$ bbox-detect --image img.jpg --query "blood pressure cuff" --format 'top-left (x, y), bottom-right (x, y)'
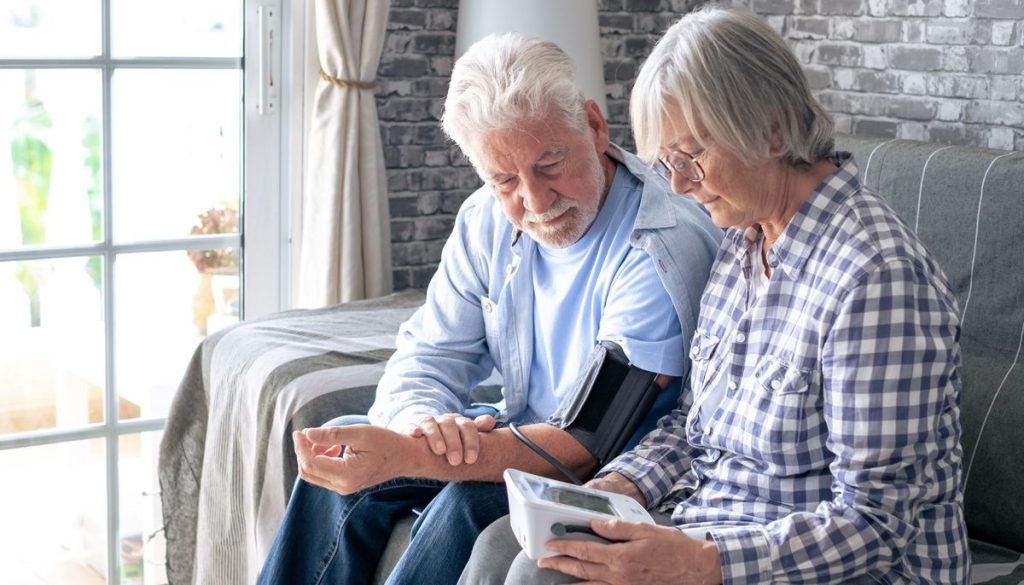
top-left (547, 341), bottom-right (662, 466)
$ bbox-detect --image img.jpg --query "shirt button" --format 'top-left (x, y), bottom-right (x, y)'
top-left (505, 264), bottom-right (514, 275)
top-left (771, 379), bottom-right (782, 390)
top-left (728, 380), bottom-right (738, 391)
top-left (735, 332), bottom-right (746, 343)
top-left (483, 301), bottom-right (493, 314)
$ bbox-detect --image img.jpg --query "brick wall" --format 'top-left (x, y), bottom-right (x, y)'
top-left (378, 0), bottom-right (1024, 290)
top-left (733, 0), bottom-right (1024, 150)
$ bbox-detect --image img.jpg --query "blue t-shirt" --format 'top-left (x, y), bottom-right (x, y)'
top-left (526, 164), bottom-right (685, 419)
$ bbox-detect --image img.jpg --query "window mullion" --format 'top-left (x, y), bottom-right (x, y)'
top-left (100, 0), bottom-right (121, 582)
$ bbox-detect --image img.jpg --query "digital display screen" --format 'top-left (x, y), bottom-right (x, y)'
top-left (523, 477), bottom-right (616, 516)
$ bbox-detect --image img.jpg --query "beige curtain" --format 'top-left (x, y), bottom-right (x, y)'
top-left (298, 0), bottom-right (392, 307)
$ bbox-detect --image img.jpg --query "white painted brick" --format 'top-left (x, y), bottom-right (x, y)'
top-left (864, 45), bottom-right (888, 69)
top-left (766, 15), bottom-right (788, 34)
top-left (834, 18), bottom-right (856, 39)
top-left (966, 100), bottom-right (1024, 126)
top-left (943, 0), bottom-right (970, 16)
top-left (899, 122), bottom-right (929, 141)
top-left (903, 21), bottom-right (926, 42)
top-left (926, 22), bottom-right (973, 44)
top-left (988, 127), bottom-right (1015, 150)
top-left (937, 100), bottom-right (963, 121)
top-left (868, 0), bottom-right (892, 16)
top-left (992, 21), bottom-right (1016, 45)
top-left (901, 73), bottom-right (928, 94)
top-left (832, 113), bottom-right (854, 134)
top-left (834, 68), bottom-right (857, 90)
top-left (944, 46), bottom-right (970, 72)
top-left (791, 40), bottom-right (818, 63)
top-left (992, 77), bottom-right (1018, 100)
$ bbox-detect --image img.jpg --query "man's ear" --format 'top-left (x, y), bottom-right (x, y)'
top-left (584, 99), bottom-right (611, 154)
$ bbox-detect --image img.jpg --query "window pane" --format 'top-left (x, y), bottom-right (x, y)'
top-left (119, 431), bottom-right (168, 585)
top-left (0, 69), bottom-right (104, 249)
top-left (0, 439), bottom-right (108, 582)
top-left (116, 249), bottom-right (238, 420)
top-left (112, 0), bottom-right (241, 58)
top-left (0, 256), bottom-right (105, 436)
top-left (112, 70), bottom-right (241, 242)
top-left (0, 1), bottom-right (101, 58)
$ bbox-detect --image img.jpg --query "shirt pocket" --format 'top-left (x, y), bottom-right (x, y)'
top-left (688, 331), bottom-right (720, 389)
top-left (728, 357), bottom-right (814, 457)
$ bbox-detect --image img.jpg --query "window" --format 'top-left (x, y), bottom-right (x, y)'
top-left (0, 1), bottom-right (288, 582)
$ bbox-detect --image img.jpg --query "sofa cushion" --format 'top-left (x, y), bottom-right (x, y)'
top-left (836, 135), bottom-right (1024, 554)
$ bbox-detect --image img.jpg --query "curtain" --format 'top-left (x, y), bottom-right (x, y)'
top-left (298, 0), bottom-right (392, 307)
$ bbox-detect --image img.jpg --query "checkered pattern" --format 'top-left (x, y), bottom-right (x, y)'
top-left (601, 153), bottom-right (969, 584)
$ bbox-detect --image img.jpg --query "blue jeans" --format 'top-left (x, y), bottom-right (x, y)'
top-left (257, 410), bottom-right (509, 585)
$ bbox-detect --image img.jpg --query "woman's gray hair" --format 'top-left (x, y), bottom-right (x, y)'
top-left (442, 33), bottom-right (588, 155)
top-left (631, 5), bottom-right (834, 166)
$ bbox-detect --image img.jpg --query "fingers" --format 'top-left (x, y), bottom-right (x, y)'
top-left (415, 414), bottom-right (493, 465)
top-left (416, 417), bottom-right (448, 456)
top-left (438, 418), bottom-right (466, 465)
top-left (589, 519), bottom-right (648, 542)
top-left (473, 414), bottom-right (496, 432)
top-left (537, 555), bottom-right (609, 583)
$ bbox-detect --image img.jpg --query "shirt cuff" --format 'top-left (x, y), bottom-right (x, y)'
top-left (598, 455), bottom-right (665, 510)
top-left (370, 406), bottom-right (441, 432)
top-left (708, 525), bottom-right (774, 585)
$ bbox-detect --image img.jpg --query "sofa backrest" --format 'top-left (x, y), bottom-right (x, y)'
top-left (836, 135), bottom-right (1024, 552)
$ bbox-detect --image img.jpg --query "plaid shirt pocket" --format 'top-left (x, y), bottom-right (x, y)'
top-left (724, 357), bottom-right (816, 458)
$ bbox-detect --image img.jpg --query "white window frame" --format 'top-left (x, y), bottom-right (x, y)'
top-left (0, 0), bottom-right (293, 581)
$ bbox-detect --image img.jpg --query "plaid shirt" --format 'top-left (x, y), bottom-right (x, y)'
top-left (601, 153), bottom-right (969, 584)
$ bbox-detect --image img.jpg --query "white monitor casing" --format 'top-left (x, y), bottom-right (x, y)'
top-left (504, 468), bottom-right (654, 560)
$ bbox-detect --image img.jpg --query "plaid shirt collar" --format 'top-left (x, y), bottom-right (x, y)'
top-left (728, 152), bottom-right (860, 281)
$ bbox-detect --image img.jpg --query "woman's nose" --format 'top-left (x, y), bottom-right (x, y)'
top-left (670, 169), bottom-right (698, 196)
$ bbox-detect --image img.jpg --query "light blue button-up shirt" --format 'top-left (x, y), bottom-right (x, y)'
top-left (368, 144), bottom-right (722, 432)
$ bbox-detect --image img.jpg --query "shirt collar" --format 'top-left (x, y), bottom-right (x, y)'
top-left (607, 143), bottom-right (677, 231)
top-left (738, 152), bottom-right (860, 279)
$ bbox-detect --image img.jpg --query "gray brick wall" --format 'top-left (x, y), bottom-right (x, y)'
top-left (723, 0), bottom-right (1024, 150)
top-left (378, 0), bottom-right (1023, 290)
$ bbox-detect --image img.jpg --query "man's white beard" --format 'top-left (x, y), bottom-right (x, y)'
top-left (522, 158), bottom-right (606, 249)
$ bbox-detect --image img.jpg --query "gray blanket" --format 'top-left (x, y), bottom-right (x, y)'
top-left (159, 290), bottom-right (428, 585)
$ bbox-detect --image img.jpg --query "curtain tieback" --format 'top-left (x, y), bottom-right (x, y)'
top-left (319, 68), bottom-right (375, 89)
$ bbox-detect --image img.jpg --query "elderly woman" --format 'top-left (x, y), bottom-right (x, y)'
top-left (459, 6), bottom-right (968, 585)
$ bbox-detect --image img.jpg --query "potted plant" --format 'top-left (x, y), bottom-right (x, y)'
top-left (187, 206), bottom-right (239, 334)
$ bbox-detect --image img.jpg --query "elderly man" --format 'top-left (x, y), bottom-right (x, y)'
top-left (256, 33), bottom-right (720, 585)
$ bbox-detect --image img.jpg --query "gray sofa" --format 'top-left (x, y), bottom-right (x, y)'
top-left (160, 134), bottom-right (1024, 584)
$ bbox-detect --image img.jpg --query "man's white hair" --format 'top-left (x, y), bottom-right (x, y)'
top-left (442, 33), bottom-right (588, 157)
top-left (631, 5), bottom-right (834, 167)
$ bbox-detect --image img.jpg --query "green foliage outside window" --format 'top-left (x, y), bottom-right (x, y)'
top-left (8, 84), bottom-right (103, 326)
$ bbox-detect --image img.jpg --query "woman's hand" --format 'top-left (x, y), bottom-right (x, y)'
top-left (539, 520), bottom-right (723, 585)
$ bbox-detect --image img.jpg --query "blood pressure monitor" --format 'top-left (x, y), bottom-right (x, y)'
top-left (504, 469), bottom-right (655, 559)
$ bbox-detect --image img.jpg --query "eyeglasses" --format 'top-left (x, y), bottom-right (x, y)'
top-left (656, 149), bottom-right (706, 183)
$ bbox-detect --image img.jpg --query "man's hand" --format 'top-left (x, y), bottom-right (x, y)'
top-left (538, 520), bottom-right (723, 585)
top-left (295, 424), bottom-right (411, 495)
top-left (405, 413), bottom-right (496, 465)
top-left (584, 472), bottom-right (646, 507)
